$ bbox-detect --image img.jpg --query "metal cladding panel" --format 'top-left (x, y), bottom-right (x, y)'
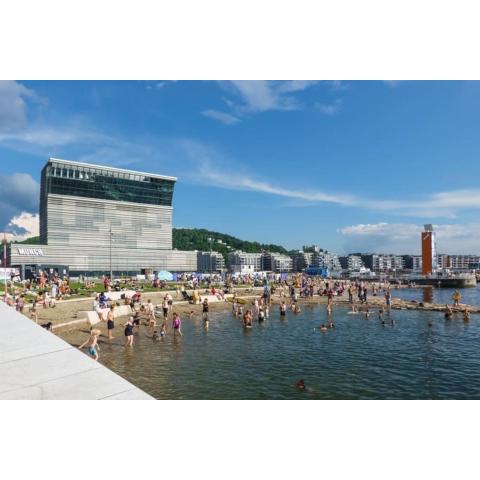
top-left (9, 245), bottom-right (198, 272)
top-left (45, 195), bottom-right (172, 249)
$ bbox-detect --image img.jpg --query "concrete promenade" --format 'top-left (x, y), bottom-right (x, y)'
top-left (0, 302), bottom-right (153, 400)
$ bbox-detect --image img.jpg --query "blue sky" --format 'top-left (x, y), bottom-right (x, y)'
top-left (1, 80), bottom-right (480, 254)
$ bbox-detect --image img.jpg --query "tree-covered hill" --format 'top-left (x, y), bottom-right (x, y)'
top-left (173, 228), bottom-right (289, 260)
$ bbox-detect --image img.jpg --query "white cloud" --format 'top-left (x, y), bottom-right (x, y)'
top-left (338, 222), bottom-right (480, 254)
top-left (218, 80), bottom-right (319, 115)
top-left (0, 81), bottom-right (43, 132)
top-left (201, 109), bottom-right (240, 125)
top-left (5, 212), bottom-right (39, 242)
top-left (315, 99), bottom-right (342, 115)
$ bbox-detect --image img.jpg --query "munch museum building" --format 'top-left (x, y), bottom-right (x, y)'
top-left (8, 158), bottom-right (197, 278)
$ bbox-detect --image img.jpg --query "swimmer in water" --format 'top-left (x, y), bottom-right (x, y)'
top-left (445, 304), bottom-right (453, 319)
top-left (320, 324), bottom-right (328, 332)
top-left (365, 308), bottom-right (370, 318)
top-left (350, 305), bottom-right (358, 314)
top-left (463, 308), bottom-right (470, 322)
top-left (295, 379), bottom-right (306, 391)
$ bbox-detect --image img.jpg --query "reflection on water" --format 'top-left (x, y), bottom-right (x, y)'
top-left (423, 287), bottom-right (434, 304)
top-left (60, 286), bottom-right (480, 400)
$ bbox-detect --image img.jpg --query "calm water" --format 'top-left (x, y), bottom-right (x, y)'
top-left (72, 286), bottom-right (480, 399)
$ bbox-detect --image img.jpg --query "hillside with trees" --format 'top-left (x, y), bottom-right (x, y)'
top-left (173, 228), bottom-right (289, 261)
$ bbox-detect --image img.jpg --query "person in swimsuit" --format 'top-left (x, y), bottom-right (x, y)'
top-left (172, 312), bottom-right (182, 336)
top-left (106, 305), bottom-right (115, 340)
top-left (30, 301), bottom-right (38, 323)
top-left (162, 297), bottom-right (169, 320)
top-left (132, 312), bottom-right (141, 330)
top-left (258, 307), bottom-right (265, 322)
top-left (124, 318), bottom-right (134, 347)
top-left (280, 301), bottom-right (287, 317)
top-left (202, 298), bottom-right (209, 321)
top-left (78, 329), bottom-right (101, 361)
top-left (463, 308), bottom-right (470, 322)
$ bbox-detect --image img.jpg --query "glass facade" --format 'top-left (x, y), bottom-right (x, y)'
top-left (42, 161), bottom-right (175, 206)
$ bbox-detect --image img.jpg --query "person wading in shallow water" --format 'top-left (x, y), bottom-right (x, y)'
top-left (172, 312), bottom-right (182, 336)
top-left (78, 329), bottom-right (101, 361)
top-left (106, 305), bottom-right (115, 340)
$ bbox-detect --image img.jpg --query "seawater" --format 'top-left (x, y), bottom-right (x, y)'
top-left (84, 286), bottom-right (480, 399)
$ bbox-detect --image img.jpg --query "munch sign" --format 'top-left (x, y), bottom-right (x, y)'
top-left (17, 247), bottom-right (45, 256)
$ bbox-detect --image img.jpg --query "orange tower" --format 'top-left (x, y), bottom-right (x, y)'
top-left (421, 224), bottom-right (436, 275)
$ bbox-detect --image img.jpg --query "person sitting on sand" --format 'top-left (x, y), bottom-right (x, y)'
top-left (78, 329), bottom-right (101, 361)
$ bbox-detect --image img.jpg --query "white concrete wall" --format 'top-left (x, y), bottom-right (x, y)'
top-left (0, 302), bottom-right (153, 400)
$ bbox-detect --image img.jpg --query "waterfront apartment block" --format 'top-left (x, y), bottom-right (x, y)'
top-left (311, 250), bottom-right (342, 271)
top-left (228, 251), bottom-right (263, 273)
top-left (261, 252), bottom-right (293, 272)
top-left (8, 158), bottom-right (197, 278)
top-left (338, 255), bottom-right (365, 271)
top-left (361, 254), bottom-right (404, 272)
top-left (197, 251), bottom-right (226, 272)
top-left (291, 251), bottom-right (313, 272)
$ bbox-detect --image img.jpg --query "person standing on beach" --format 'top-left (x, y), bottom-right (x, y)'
top-left (29, 301), bottom-right (38, 323)
top-left (78, 329), bottom-right (101, 361)
top-left (106, 305), bottom-right (115, 340)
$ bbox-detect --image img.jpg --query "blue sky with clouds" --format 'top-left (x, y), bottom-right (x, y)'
top-left (1, 80), bottom-right (480, 254)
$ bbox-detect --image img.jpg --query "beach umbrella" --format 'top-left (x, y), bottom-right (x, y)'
top-left (157, 271), bottom-right (174, 281)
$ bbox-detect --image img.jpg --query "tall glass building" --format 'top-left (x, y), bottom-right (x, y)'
top-left (9, 158), bottom-right (197, 278)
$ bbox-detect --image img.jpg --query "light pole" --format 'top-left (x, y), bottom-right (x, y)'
top-left (208, 237), bottom-right (213, 273)
top-left (109, 226), bottom-right (113, 281)
top-left (3, 232), bottom-right (7, 302)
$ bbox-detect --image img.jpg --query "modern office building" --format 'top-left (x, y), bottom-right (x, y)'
top-left (8, 158), bottom-right (197, 278)
top-left (197, 251), bottom-right (225, 272)
top-left (421, 224), bottom-right (437, 275)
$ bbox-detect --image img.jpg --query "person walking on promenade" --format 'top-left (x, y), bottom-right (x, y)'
top-left (78, 329), bottom-right (101, 361)
top-left (106, 305), bottom-right (115, 340)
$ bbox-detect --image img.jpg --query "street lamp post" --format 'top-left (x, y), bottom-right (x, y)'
top-left (208, 237), bottom-right (213, 273)
top-left (109, 226), bottom-right (113, 281)
top-left (3, 232), bottom-right (7, 302)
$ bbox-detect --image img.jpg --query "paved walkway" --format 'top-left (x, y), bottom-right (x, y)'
top-left (0, 302), bottom-right (153, 400)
